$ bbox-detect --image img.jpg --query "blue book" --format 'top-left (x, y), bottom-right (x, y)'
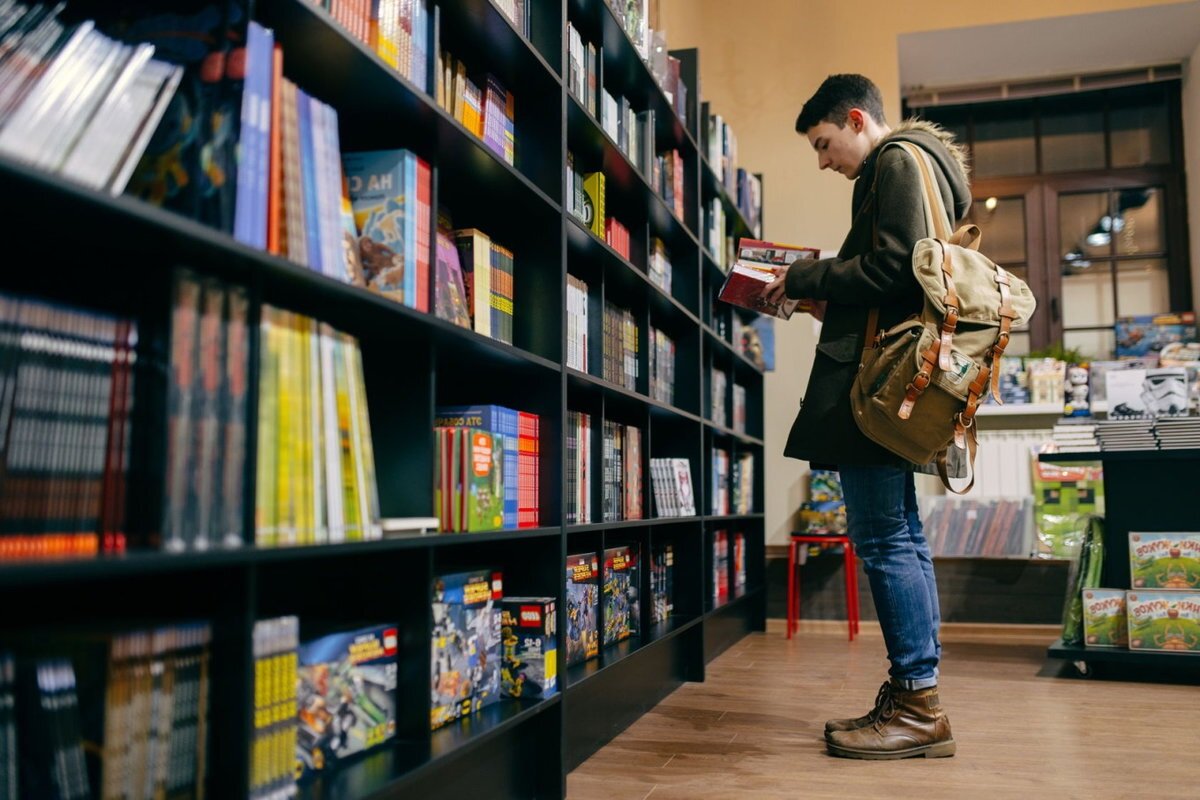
top-left (252, 24), bottom-right (274, 251)
top-left (233, 21), bottom-right (271, 247)
top-left (342, 149), bottom-right (409, 300)
top-left (322, 102), bottom-right (348, 282)
top-left (434, 405), bottom-right (519, 529)
top-left (404, 151), bottom-right (418, 307)
top-left (297, 90), bottom-right (323, 273)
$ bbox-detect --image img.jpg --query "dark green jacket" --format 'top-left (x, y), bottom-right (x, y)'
top-left (782, 120), bottom-right (972, 468)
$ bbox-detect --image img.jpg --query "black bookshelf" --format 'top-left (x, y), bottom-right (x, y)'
top-left (0, 1), bottom-right (768, 797)
top-left (1040, 450), bottom-right (1199, 680)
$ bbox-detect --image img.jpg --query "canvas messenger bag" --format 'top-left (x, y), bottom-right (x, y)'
top-left (850, 142), bottom-right (1037, 493)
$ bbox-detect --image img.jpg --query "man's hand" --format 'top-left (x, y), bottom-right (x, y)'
top-left (762, 265), bottom-right (789, 307)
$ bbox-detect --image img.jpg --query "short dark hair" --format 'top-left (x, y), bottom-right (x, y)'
top-left (795, 74), bottom-right (886, 134)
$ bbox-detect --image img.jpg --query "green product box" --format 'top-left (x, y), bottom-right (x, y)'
top-left (1129, 533), bottom-right (1200, 589)
top-left (1126, 591), bottom-right (1200, 653)
top-left (1081, 589), bottom-right (1127, 648)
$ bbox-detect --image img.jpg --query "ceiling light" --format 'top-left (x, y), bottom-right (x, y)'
top-left (984, 196), bottom-right (998, 212)
top-left (1086, 232), bottom-right (1111, 247)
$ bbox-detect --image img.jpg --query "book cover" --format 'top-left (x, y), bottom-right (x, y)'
top-left (565, 553), bottom-right (600, 665)
top-left (453, 229), bottom-right (492, 337)
top-left (602, 545), bottom-right (638, 645)
top-left (343, 149), bottom-right (409, 301)
top-left (465, 429), bottom-right (504, 531)
top-left (431, 570), bottom-right (503, 728)
top-left (435, 406), bottom-right (518, 529)
top-left (434, 230), bottom-right (471, 328)
top-left (500, 597), bottom-right (557, 699)
top-left (583, 171), bottom-right (605, 238)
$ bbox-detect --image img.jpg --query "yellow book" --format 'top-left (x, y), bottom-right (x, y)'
top-left (334, 336), bottom-right (364, 541)
top-left (584, 171), bottom-right (605, 238)
top-left (347, 336), bottom-right (381, 538)
top-left (255, 310), bottom-right (280, 547)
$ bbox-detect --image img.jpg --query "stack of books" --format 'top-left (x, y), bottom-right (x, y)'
top-left (1153, 417), bottom-right (1200, 450)
top-left (1096, 419), bottom-right (1156, 451)
top-left (1050, 419), bottom-right (1100, 453)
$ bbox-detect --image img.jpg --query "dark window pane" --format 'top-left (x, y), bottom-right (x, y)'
top-left (1040, 98), bottom-right (1104, 173)
top-left (1110, 85), bottom-right (1171, 167)
top-left (1114, 187), bottom-right (1165, 255)
top-left (971, 196), bottom-right (1025, 263)
top-left (1061, 261), bottom-right (1114, 328)
top-left (1059, 192), bottom-right (1110, 261)
top-left (973, 102), bottom-right (1036, 178)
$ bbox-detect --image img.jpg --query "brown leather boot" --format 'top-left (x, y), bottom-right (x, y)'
top-left (825, 682), bottom-right (955, 759)
top-left (824, 681), bottom-right (892, 737)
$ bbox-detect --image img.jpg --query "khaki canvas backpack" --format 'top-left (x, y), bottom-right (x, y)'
top-left (850, 141), bottom-right (1037, 493)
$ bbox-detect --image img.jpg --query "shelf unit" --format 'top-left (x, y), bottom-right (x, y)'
top-left (1039, 450), bottom-right (1200, 679)
top-left (0, 1), bottom-right (767, 798)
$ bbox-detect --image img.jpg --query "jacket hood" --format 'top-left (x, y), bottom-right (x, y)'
top-left (876, 119), bottom-right (972, 220)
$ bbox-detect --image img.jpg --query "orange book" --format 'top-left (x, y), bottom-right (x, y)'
top-left (267, 45), bottom-right (284, 255)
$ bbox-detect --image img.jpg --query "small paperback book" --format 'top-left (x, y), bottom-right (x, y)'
top-left (1081, 589), bottom-right (1127, 648)
top-left (717, 238), bottom-right (819, 320)
top-left (1126, 591), bottom-right (1200, 653)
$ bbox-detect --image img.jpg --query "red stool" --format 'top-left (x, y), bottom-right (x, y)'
top-left (787, 533), bottom-right (860, 641)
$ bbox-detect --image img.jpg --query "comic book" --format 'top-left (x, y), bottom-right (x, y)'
top-left (565, 553), bottom-right (600, 665)
top-left (430, 571), bottom-right (503, 729)
top-left (602, 546), bottom-right (638, 646)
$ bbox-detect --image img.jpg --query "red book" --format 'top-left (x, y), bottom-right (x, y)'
top-left (718, 238), bottom-right (820, 319)
top-left (267, 46), bottom-right (284, 255)
top-left (518, 411), bottom-right (538, 527)
top-left (416, 157), bottom-right (432, 313)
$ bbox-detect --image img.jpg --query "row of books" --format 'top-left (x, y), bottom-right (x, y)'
top-left (711, 368), bottom-right (728, 428)
top-left (704, 197), bottom-right (733, 271)
top-left (650, 458), bottom-right (696, 517)
top-left (649, 238), bottom-right (673, 295)
top-left (433, 405), bottom-right (540, 532)
top-left (649, 543), bottom-right (675, 625)
top-left (0, 5), bottom-right (182, 196)
top-left (566, 547), bottom-right (636, 666)
top-left (602, 422), bottom-right (644, 522)
top-left (566, 410), bottom-right (592, 525)
top-left (603, 302), bottom-right (639, 391)
top-left (567, 156), bottom-right (606, 240)
top-left (0, 293), bottom-right (135, 560)
top-left (733, 384), bottom-right (748, 433)
top-left (254, 306), bottom-right (381, 547)
top-left (436, 53), bottom-right (515, 166)
top-left (711, 451), bottom-right (756, 516)
top-left (315, 0), bottom-right (430, 92)
top-left (653, 149), bottom-right (685, 220)
top-left (606, 217), bottom-right (632, 261)
top-left (649, 327), bottom-right (676, 405)
top-left (0, 624), bottom-right (212, 800)
top-left (250, 617), bottom-right (299, 800)
top-left (601, 90), bottom-right (651, 175)
top-left (567, 275), bottom-right (590, 372)
top-left (453, 228), bottom-right (516, 345)
top-left (713, 531), bottom-right (747, 605)
top-left (566, 22), bottom-right (599, 117)
top-left (924, 496), bottom-right (1034, 558)
top-left (493, 0), bottom-right (531, 39)
top-left (702, 111), bottom-right (763, 235)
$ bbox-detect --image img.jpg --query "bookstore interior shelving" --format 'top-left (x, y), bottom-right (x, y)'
top-left (0, 0), bottom-right (768, 798)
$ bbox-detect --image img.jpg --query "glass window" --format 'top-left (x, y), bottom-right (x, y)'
top-left (973, 102), bottom-right (1036, 178)
top-left (1040, 100), bottom-right (1105, 173)
top-left (1110, 85), bottom-right (1170, 167)
top-left (1114, 258), bottom-right (1170, 317)
top-left (971, 197), bottom-right (1025, 263)
top-left (1059, 192), bottom-right (1110, 262)
top-left (1114, 187), bottom-right (1165, 255)
top-left (1061, 262), bottom-right (1114, 328)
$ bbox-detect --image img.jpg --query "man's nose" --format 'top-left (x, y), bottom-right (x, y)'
top-left (819, 156), bottom-right (832, 170)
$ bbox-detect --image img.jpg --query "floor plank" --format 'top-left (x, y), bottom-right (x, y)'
top-left (567, 631), bottom-right (1199, 799)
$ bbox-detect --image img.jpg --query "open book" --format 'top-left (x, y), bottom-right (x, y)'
top-left (717, 238), bottom-right (820, 319)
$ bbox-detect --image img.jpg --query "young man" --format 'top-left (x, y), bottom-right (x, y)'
top-left (763, 74), bottom-right (969, 760)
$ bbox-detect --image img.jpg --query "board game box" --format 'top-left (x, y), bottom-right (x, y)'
top-left (296, 624), bottom-right (399, 777)
top-left (1129, 533), bottom-right (1200, 589)
top-left (1126, 591), bottom-right (1200, 653)
top-left (565, 553), bottom-right (600, 666)
top-left (430, 570), bottom-right (503, 729)
top-left (1115, 312), bottom-right (1197, 358)
top-left (602, 545), bottom-right (640, 646)
top-left (1081, 589), bottom-right (1127, 648)
top-left (501, 597), bottom-right (557, 699)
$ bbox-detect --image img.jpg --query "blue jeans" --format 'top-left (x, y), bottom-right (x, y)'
top-left (839, 466), bottom-right (941, 689)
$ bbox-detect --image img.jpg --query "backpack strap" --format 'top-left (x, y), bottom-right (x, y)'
top-left (937, 425), bottom-right (977, 495)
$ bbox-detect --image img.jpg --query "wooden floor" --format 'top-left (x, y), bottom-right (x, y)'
top-left (567, 624), bottom-right (1198, 799)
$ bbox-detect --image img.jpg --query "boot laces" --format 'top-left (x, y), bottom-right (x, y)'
top-left (869, 681), bottom-right (893, 721)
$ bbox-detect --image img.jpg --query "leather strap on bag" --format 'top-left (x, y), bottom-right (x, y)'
top-left (937, 424), bottom-right (978, 495)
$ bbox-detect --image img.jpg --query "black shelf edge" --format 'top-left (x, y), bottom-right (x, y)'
top-left (0, 528), bottom-right (564, 587)
top-left (566, 94), bottom-right (700, 248)
top-left (703, 247), bottom-right (728, 282)
top-left (0, 155), bottom-right (562, 373)
top-left (469, 0), bottom-right (562, 80)
top-left (566, 517), bottom-right (700, 533)
top-left (705, 585), bottom-right (764, 620)
top-left (1039, 449), bottom-right (1200, 463)
top-left (258, 0), bottom-right (562, 211)
top-left (703, 419), bottom-right (764, 446)
top-left (700, 154), bottom-right (756, 240)
top-left (703, 514), bottom-right (764, 523)
top-left (1046, 638), bottom-right (1200, 666)
top-left (300, 696), bottom-right (561, 800)
top-left (566, 367), bottom-right (702, 423)
top-left (564, 615), bottom-right (702, 691)
top-left (565, 216), bottom-right (700, 326)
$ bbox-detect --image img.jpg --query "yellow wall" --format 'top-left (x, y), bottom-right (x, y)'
top-left (662, 0), bottom-right (1200, 545)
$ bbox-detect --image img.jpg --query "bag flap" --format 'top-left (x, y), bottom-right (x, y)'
top-left (912, 239), bottom-right (1037, 327)
top-left (912, 327), bottom-right (980, 401)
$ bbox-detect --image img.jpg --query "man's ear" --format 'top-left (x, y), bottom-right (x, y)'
top-left (847, 109), bottom-right (864, 132)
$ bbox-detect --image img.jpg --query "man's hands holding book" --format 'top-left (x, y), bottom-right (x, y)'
top-left (764, 264), bottom-right (825, 322)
